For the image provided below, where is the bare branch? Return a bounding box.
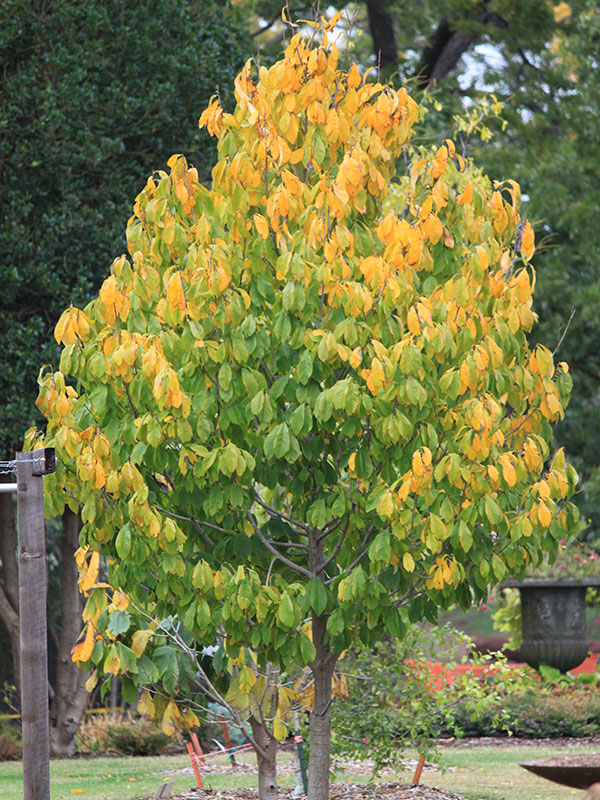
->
[552,306,576,357]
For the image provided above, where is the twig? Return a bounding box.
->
[552,306,575,357]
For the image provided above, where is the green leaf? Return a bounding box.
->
[130,442,147,465]
[107,610,131,637]
[326,609,344,636]
[115,525,132,559]
[484,495,503,526]
[307,578,328,615]
[458,521,473,552]
[296,351,313,385]
[273,423,291,459]
[218,362,232,391]
[299,633,316,665]
[277,592,295,628]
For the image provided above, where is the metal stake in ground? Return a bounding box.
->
[17,448,55,800]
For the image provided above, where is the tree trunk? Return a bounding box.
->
[0,489,21,698]
[365,0,398,73]
[249,715,279,800]
[49,508,90,757]
[307,612,337,800]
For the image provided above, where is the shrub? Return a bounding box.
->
[447,685,600,739]
[76,712,171,756]
[0,720,21,761]
[105,718,171,756]
[331,625,536,772]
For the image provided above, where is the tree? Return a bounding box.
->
[34,12,578,799]
[0,0,245,755]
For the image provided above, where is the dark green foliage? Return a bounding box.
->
[447,687,600,739]
[0,0,245,453]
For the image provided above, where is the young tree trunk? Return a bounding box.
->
[49,508,90,757]
[0,490,21,699]
[307,612,337,800]
[249,715,279,800]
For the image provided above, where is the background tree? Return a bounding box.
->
[0,0,245,755]
[242,0,600,537]
[34,13,578,799]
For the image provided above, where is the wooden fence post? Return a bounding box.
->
[17,448,55,800]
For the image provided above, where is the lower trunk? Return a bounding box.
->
[307,613,337,800]
[249,715,279,800]
[49,509,90,756]
[49,676,90,757]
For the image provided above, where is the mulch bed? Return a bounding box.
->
[155,786,466,800]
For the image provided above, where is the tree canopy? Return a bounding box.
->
[34,12,578,799]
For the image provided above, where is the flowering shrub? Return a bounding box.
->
[531,538,600,579]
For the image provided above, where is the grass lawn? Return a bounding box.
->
[0,742,598,799]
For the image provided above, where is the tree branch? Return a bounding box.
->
[246,512,313,579]
[323,521,376,584]
[252,490,311,535]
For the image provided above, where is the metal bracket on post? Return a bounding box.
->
[30,448,56,477]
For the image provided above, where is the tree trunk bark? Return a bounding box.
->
[307,612,337,800]
[249,715,279,800]
[49,509,90,757]
[365,0,398,73]
[0,490,21,698]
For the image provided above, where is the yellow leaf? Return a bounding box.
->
[521,220,535,260]
[553,2,571,22]
[85,670,98,693]
[457,182,473,205]
[184,708,200,730]
[403,552,415,572]
[347,63,361,89]
[71,623,95,664]
[407,307,421,336]
[499,456,517,487]
[138,690,155,719]
[273,711,287,741]
[348,452,357,473]
[111,590,129,611]
[104,644,121,676]
[79,550,100,593]
[167,272,186,312]
[377,491,394,519]
[538,502,552,527]
[99,275,119,308]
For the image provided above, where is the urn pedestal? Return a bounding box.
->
[502,577,600,673]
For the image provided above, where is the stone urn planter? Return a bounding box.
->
[502,577,600,672]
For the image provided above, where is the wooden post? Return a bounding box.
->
[412,752,426,786]
[17,449,55,800]
[186,741,204,788]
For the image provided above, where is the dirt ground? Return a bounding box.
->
[159,785,466,800]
